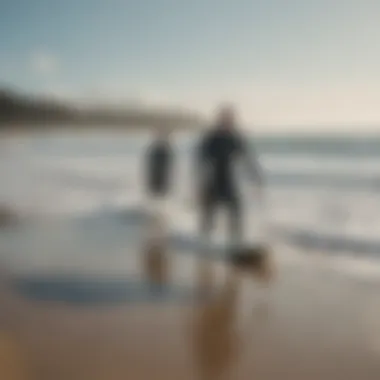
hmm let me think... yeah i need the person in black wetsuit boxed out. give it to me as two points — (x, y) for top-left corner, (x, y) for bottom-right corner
(194, 105), (263, 254)
(146, 130), (173, 199)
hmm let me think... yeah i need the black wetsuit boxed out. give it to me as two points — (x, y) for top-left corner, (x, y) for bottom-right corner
(146, 139), (172, 197)
(195, 127), (261, 245)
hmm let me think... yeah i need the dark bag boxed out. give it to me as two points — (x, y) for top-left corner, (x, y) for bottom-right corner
(229, 244), (274, 282)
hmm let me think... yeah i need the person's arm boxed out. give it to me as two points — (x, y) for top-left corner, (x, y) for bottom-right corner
(193, 135), (208, 189)
(237, 135), (264, 187)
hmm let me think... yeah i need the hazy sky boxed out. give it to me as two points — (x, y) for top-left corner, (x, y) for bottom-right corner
(1, 0), (380, 130)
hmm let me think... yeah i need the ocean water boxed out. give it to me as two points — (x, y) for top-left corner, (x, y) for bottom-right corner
(1, 130), (380, 282)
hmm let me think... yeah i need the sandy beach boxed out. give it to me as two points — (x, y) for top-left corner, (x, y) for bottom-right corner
(2, 0), (380, 377)
(1, 131), (380, 379)
(0, 245), (379, 380)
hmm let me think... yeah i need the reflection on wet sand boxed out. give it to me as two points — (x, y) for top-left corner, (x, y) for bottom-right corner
(190, 261), (271, 380)
(142, 207), (170, 289)
(1, 247), (380, 379)
(142, 236), (169, 289)
(191, 265), (240, 380)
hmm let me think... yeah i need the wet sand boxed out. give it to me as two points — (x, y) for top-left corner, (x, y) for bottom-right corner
(0, 248), (379, 380)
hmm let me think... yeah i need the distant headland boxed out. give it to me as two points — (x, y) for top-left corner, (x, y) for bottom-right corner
(0, 88), (203, 131)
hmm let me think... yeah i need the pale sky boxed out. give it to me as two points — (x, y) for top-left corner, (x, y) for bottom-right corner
(1, 0), (380, 131)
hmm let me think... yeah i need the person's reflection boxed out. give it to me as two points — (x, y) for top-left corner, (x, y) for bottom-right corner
(142, 241), (169, 290)
(141, 215), (169, 290)
(191, 264), (241, 380)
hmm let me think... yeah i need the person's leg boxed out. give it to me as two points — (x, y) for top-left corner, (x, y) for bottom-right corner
(225, 193), (243, 252)
(199, 191), (217, 254)
(145, 194), (163, 242)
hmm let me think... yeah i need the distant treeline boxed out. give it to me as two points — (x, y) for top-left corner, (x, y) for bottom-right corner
(0, 88), (202, 130)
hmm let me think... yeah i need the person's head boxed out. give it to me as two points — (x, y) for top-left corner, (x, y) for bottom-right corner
(155, 128), (170, 142)
(215, 104), (236, 129)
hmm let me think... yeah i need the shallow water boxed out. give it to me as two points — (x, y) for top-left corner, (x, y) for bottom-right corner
(1, 130), (380, 280)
